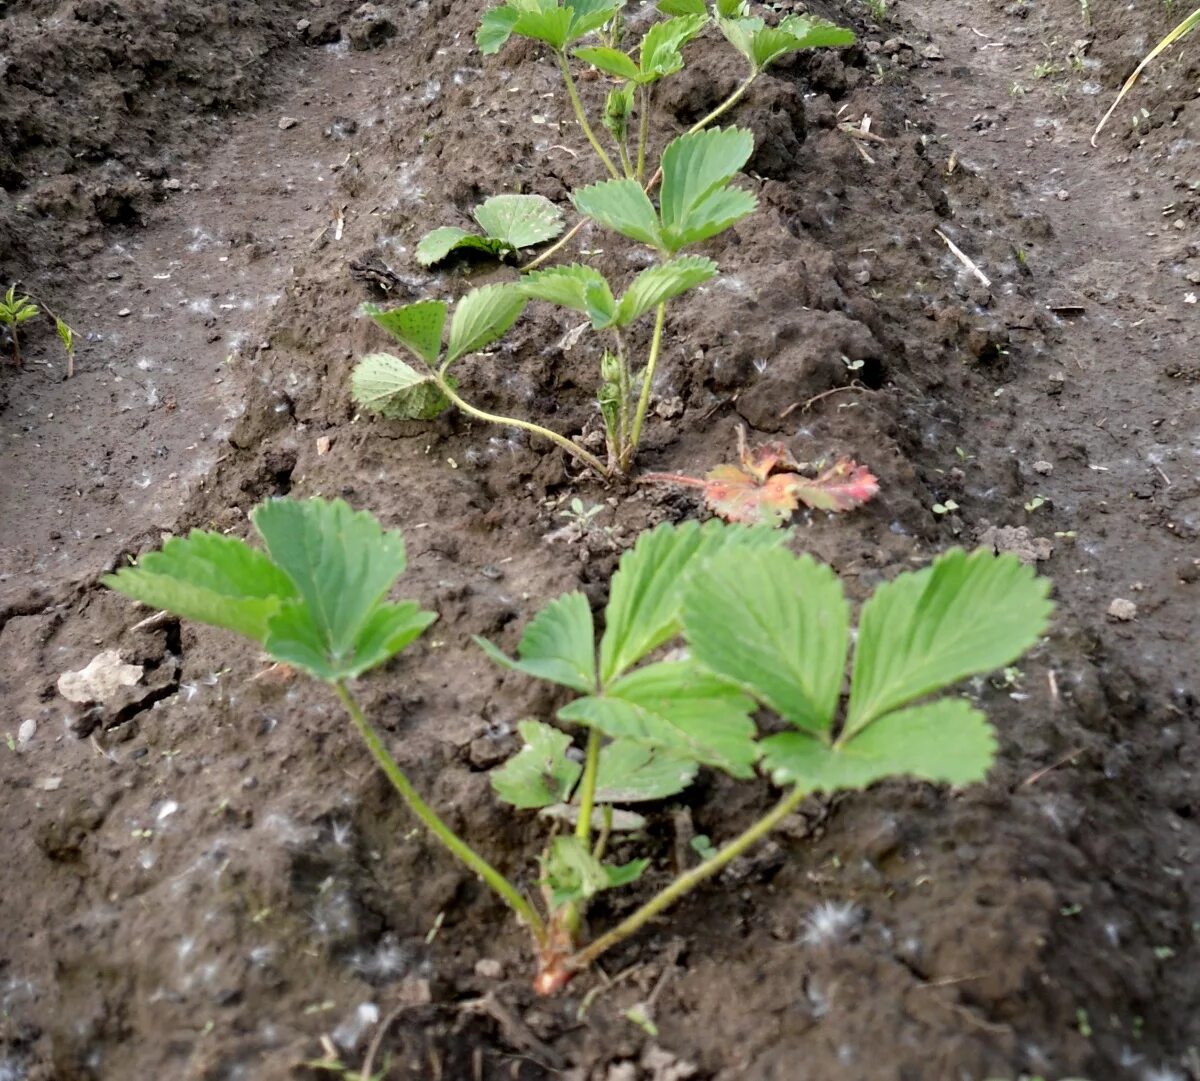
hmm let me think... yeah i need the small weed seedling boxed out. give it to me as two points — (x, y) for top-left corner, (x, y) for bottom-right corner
(0, 285), (39, 367)
(352, 0), (856, 477)
(107, 503), (1051, 994)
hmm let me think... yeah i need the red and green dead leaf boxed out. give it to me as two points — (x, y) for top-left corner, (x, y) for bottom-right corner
(642, 429), (878, 528)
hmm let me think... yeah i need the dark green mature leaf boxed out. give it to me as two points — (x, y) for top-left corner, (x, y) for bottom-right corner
(445, 284), (527, 364)
(571, 178), (662, 247)
(542, 835), (647, 909)
(760, 699), (996, 791)
(476, 591), (597, 693)
(363, 300), (447, 367)
(560, 661), (759, 777)
(683, 547), (848, 736)
(103, 531), (297, 644)
(478, 4), (520, 52)
(615, 256), (716, 324)
(519, 264), (618, 328)
(599, 519), (784, 683)
(474, 193), (565, 248)
(658, 127), (756, 252)
(845, 549), (1052, 737)
(251, 498), (436, 680)
(351, 353), (452, 420)
(593, 740), (698, 802)
(574, 44), (641, 80)
(492, 719), (582, 808)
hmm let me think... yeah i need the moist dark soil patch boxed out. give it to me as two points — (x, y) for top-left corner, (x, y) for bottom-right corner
(1, 0), (1197, 1079)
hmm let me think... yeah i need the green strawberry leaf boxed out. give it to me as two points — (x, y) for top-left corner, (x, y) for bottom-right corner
(477, 4), (520, 52)
(350, 353), (452, 421)
(492, 719), (582, 809)
(251, 498), (436, 680)
(845, 549), (1053, 737)
(683, 546), (849, 736)
(639, 14), (707, 79)
(475, 591), (597, 693)
(445, 284), (527, 364)
(542, 835), (647, 910)
(663, 185), (757, 250)
(567, 0), (626, 40)
(103, 531), (297, 644)
(656, 0), (705, 15)
(614, 255), (717, 325)
(594, 740), (699, 802)
(560, 660), (759, 778)
(518, 264), (618, 328)
(571, 178), (663, 248)
(599, 519), (785, 683)
(778, 14), (856, 51)
(760, 699), (996, 791)
(574, 44), (641, 80)
(416, 227), (502, 268)
(363, 300), (447, 367)
(658, 127), (756, 251)
(473, 193), (565, 248)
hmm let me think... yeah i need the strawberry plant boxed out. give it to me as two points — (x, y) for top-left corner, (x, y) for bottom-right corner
(0, 285), (39, 367)
(106, 505), (1052, 995)
(350, 0), (856, 478)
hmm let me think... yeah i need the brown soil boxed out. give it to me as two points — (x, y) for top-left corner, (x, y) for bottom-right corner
(1, 0), (1197, 1078)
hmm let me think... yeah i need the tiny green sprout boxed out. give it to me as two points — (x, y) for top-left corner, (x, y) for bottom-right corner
(624, 1002), (659, 1036)
(932, 499), (959, 516)
(5, 733), (15, 752)
(0, 285), (39, 367)
(864, 0), (887, 22)
(955, 446), (975, 462)
(1153, 945), (1176, 960)
(843, 355), (866, 372)
(559, 497), (605, 525)
(690, 833), (718, 861)
(1060, 901), (1082, 916)
(1076, 1007), (1093, 1038)
(416, 194), (564, 268)
(1054, 530), (1077, 539)
(1024, 495), (1047, 513)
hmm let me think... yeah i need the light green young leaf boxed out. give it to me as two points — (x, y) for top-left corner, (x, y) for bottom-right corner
(683, 547), (848, 736)
(491, 719), (582, 808)
(567, 0), (626, 40)
(760, 699), (997, 791)
(715, 15), (762, 63)
(477, 4), (520, 52)
(574, 44), (641, 80)
(542, 835), (647, 910)
(658, 127), (756, 251)
(363, 300), (447, 367)
(639, 15), (707, 78)
(445, 284), (527, 364)
(599, 519), (784, 683)
(103, 531), (297, 644)
(665, 186), (757, 250)
(845, 549), (1052, 737)
(777, 14), (856, 50)
(252, 498), (417, 672)
(560, 660), (759, 778)
(351, 353), (452, 421)
(594, 740), (699, 802)
(475, 591), (597, 693)
(614, 255), (717, 325)
(715, 0), (749, 16)
(571, 178), (662, 248)
(473, 193), (565, 249)
(416, 227), (500, 268)
(511, 1), (573, 50)
(656, 0), (705, 15)
(518, 264), (618, 328)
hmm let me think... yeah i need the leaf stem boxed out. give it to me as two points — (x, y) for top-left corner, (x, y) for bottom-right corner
(613, 328), (631, 451)
(333, 681), (547, 944)
(436, 376), (610, 478)
(574, 729), (602, 844)
(636, 84), (651, 183)
(556, 51), (620, 179)
(621, 301), (666, 471)
(566, 785), (809, 974)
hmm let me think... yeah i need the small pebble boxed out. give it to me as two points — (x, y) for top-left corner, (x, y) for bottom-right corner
(474, 958), (504, 979)
(1107, 598), (1137, 622)
(279, 116), (299, 130)
(1032, 460), (1053, 475)
(118, 308), (132, 317)
(163, 178), (182, 191)
(18, 718), (37, 745)
(1056, 189), (1070, 201)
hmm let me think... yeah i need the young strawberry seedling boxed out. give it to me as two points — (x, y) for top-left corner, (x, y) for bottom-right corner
(416, 193), (564, 268)
(106, 503), (1052, 996)
(0, 285), (40, 367)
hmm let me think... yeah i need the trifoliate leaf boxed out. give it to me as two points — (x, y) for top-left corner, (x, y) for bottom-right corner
(683, 547), (849, 736)
(103, 531), (297, 644)
(363, 300), (446, 367)
(845, 549), (1053, 737)
(594, 740), (699, 802)
(571, 178), (662, 248)
(760, 699), (997, 791)
(445, 284), (527, 364)
(574, 44), (641, 80)
(477, 4), (520, 52)
(658, 127), (756, 251)
(251, 498), (436, 680)
(560, 660), (759, 777)
(475, 591), (597, 693)
(416, 227), (501, 268)
(541, 835), (647, 910)
(351, 353), (452, 421)
(599, 519), (785, 682)
(639, 15), (707, 79)
(491, 719), (582, 809)
(518, 264), (618, 329)
(473, 193), (565, 249)
(614, 255), (716, 325)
